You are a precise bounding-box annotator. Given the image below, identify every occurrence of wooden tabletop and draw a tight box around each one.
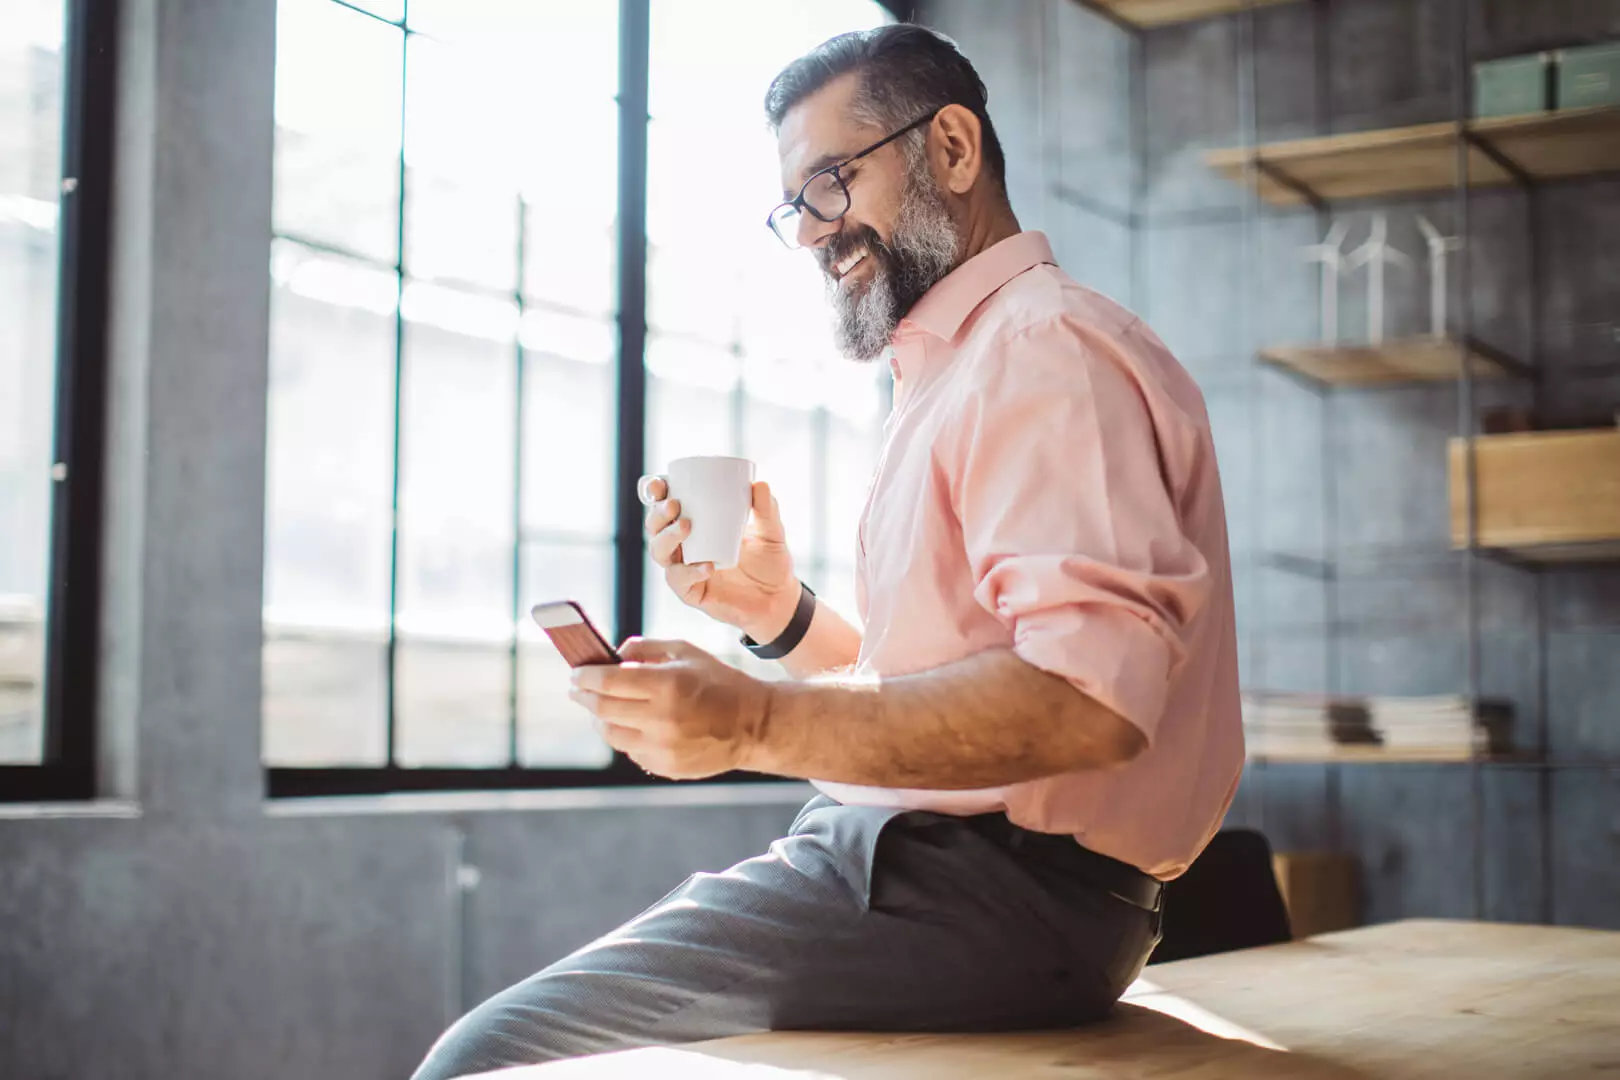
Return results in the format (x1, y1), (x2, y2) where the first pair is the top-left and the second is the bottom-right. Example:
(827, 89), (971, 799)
(476, 919), (1620, 1079)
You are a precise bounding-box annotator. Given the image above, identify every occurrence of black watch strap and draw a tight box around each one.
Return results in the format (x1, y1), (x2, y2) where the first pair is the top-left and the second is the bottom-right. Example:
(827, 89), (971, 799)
(741, 582), (816, 660)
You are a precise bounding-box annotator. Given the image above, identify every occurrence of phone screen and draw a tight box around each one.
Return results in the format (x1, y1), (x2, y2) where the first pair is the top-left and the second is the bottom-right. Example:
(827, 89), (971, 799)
(531, 601), (621, 667)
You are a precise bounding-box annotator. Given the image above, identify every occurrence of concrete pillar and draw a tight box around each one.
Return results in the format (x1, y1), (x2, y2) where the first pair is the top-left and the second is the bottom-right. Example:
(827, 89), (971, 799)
(101, 0), (277, 817)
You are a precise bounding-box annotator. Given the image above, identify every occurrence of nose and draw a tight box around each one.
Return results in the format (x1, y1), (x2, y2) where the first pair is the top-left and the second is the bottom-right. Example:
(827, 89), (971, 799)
(796, 209), (839, 252)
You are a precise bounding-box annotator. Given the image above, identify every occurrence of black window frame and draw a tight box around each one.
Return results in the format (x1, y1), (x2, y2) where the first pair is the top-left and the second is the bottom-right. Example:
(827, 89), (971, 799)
(0, 0), (117, 803)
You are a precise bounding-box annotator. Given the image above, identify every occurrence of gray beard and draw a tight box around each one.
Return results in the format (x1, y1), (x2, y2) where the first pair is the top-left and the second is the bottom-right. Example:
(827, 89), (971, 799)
(827, 166), (961, 362)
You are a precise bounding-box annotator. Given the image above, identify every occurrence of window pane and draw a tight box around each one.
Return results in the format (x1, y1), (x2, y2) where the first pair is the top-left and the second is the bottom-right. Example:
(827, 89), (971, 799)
(649, 0), (888, 121)
(521, 310), (616, 539)
(523, 99), (618, 317)
(395, 638), (509, 767)
(646, 236), (738, 345)
(740, 397), (817, 564)
(646, 334), (739, 471)
(524, 203), (615, 317)
(409, 0), (619, 101)
(403, 33), (519, 292)
(393, 290), (517, 767)
(517, 542), (613, 768)
(343, 0), (404, 22)
(273, 0), (402, 261)
(263, 632), (387, 766)
(0, 1), (66, 764)
(406, 0), (618, 307)
(262, 240), (397, 764)
(406, 167), (518, 293)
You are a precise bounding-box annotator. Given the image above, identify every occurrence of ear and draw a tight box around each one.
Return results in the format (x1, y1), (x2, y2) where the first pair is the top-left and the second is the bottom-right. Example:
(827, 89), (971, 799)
(929, 103), (985, 196)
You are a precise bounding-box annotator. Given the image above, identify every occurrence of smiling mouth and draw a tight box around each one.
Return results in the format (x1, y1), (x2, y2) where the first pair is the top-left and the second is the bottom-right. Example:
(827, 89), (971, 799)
(831, 246), (870, 285)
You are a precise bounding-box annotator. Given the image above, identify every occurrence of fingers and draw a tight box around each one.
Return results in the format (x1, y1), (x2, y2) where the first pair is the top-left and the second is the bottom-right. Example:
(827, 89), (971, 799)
(570, 662), (659, 699)
(618, 637), (705, 664)
(648, 515), (691, 568)
(664, 561), (713, 596)
(570, 686), (646, 723)
(644, 495), (679, 536)
(747, 480), (787, 543)
(643, 495), (679, 538)
(638, 476), (668, 505)
(595, 718), (643, 754)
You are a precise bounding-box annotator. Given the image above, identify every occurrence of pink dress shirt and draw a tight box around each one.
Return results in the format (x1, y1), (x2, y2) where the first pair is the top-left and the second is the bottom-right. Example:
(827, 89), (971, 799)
(813, 231), (1244, 880)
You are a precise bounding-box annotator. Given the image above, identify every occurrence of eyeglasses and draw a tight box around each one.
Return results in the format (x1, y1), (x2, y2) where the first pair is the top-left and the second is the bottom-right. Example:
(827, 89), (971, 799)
(766, 111), (938, 249)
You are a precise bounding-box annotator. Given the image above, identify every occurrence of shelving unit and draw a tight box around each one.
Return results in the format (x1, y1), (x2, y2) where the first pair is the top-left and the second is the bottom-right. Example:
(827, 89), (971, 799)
(1260, 336), (1516, 388)
(1089, 0), (1620, 925)
(1086, 0), (1298, 30)
(1206, 106), (1620, 206)
(1146, 0), (1620, 927)
(1249, 746), (1530, 764)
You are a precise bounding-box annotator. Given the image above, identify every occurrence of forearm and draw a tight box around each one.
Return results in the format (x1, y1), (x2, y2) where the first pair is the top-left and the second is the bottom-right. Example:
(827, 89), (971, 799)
(745, 648), (1145, 789)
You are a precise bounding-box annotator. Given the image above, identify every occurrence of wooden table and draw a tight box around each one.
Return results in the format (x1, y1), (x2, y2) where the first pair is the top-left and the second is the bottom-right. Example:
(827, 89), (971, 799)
(477, 920), (1620, 1079)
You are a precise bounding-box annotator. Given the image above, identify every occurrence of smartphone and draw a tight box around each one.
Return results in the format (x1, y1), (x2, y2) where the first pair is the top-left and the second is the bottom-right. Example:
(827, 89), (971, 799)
(531, 600), (621, 667)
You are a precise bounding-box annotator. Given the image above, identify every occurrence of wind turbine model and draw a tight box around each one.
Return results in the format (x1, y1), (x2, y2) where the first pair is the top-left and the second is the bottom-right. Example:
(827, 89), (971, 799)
(1415, 215), (1464, 339)
(1346, 213), (1413, 345)
(1302, 219), (1350, 343)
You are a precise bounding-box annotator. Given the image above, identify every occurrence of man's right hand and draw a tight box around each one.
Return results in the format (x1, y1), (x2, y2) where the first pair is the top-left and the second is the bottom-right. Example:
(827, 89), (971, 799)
(643, 477), (802, 645)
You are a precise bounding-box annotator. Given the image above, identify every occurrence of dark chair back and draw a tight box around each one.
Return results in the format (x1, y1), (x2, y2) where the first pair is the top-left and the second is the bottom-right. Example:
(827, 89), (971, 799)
(1149, 828), (1292, 965)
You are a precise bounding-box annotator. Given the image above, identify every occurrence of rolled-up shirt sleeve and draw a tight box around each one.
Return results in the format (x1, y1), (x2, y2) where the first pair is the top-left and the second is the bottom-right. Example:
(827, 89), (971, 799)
(947, 316), (1212, 743)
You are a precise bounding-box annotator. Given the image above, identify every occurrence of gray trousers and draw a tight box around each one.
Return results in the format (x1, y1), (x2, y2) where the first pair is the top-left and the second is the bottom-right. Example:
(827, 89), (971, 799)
(412, 797), (1161, 1079)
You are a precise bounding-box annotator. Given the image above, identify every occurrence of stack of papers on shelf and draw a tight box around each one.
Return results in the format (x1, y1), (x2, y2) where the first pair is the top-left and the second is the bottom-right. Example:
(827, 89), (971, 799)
(1242, 691), (1514, 761)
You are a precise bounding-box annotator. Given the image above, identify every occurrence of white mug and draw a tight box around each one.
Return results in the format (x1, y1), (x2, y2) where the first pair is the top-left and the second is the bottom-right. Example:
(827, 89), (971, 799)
(637, 456), (756, 569)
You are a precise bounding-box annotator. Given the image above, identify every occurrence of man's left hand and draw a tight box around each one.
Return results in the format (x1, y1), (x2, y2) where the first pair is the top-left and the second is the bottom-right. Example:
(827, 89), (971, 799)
(569, 639), (773, 780)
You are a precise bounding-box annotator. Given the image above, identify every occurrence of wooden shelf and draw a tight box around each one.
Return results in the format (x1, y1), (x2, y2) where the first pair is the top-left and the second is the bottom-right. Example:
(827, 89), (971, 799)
(1207, 106), (1620, 205)
(1087, 0), (1298, 29)
(1450, 428), (1620, 562)
(1260, 336), (1514, 387)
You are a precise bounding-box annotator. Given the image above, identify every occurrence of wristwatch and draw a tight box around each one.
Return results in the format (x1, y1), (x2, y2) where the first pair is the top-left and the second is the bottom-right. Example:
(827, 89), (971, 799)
(741, 582), (817, 660)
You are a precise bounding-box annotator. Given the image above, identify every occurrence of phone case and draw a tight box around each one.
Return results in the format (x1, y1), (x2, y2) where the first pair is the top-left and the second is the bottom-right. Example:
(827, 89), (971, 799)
(533, 603), (620, 667)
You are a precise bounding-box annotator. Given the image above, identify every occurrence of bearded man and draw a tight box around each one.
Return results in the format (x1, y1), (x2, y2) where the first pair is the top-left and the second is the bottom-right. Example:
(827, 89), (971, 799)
(413, 24), (1242, 1079)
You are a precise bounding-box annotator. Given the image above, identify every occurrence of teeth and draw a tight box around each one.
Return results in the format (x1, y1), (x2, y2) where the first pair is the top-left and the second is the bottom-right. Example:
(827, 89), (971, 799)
(835, 248), (868, 277)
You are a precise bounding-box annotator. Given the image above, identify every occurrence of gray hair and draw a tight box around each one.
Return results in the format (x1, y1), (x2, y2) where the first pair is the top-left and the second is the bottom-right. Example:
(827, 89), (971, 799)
(763, 23), (1007, 188)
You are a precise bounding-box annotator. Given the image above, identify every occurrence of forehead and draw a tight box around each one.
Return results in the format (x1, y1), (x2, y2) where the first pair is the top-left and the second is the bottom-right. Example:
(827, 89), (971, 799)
(775, 72), (885, 195)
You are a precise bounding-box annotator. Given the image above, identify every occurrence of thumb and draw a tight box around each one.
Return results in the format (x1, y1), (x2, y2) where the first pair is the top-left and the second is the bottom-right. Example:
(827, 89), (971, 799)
(748, 480), (787, 543)
(618, 637), (706, 664)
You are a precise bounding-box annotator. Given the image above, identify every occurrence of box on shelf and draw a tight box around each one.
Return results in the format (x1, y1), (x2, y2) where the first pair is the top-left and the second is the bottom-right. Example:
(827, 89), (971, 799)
(1557, 42), (1620, 110)
(1273, 852), (1360, 940)
(1473, 52), (1553, 117)
(1449, 428), (1620, 556)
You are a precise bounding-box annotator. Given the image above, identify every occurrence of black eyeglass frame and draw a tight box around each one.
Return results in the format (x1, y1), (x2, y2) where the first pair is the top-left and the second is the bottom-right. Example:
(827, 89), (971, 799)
(766, 109), (939, 248)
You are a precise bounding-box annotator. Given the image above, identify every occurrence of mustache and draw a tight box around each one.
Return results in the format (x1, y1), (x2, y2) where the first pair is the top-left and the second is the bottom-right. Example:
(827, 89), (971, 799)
(817, 224), (887, 277)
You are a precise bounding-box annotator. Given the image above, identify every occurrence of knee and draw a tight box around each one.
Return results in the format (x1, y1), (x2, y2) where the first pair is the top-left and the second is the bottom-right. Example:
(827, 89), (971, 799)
(410, 998), (577, 1080)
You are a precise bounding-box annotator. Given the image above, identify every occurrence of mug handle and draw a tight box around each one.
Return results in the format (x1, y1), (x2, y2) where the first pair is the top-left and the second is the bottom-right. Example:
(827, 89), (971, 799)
(636, 474), (669, 507)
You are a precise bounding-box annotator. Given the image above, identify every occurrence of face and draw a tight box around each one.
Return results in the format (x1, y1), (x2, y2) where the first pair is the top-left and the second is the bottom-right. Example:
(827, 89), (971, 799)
(776, 74), (961, 362)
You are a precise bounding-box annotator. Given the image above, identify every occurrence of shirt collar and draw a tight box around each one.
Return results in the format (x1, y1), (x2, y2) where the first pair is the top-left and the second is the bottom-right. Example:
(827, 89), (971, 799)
(897, 230), (1056, 345)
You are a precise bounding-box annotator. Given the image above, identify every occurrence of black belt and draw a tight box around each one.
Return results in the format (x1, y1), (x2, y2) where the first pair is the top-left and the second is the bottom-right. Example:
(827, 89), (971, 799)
(962, 813), (1164, 914)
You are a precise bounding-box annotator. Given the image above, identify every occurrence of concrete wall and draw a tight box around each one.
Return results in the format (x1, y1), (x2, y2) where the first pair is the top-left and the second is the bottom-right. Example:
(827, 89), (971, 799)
(922, 0), (1619, 930)
(0, 4), (805, 1078)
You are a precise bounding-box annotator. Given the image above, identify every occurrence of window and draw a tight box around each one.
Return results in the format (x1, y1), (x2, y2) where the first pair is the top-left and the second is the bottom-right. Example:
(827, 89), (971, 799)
(0, 0), (112, 800)
(266, 0), (892, 794)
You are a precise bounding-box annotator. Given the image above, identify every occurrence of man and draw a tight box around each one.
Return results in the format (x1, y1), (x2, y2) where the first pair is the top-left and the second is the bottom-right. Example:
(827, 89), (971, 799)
(413, 23), (1241, 1079)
